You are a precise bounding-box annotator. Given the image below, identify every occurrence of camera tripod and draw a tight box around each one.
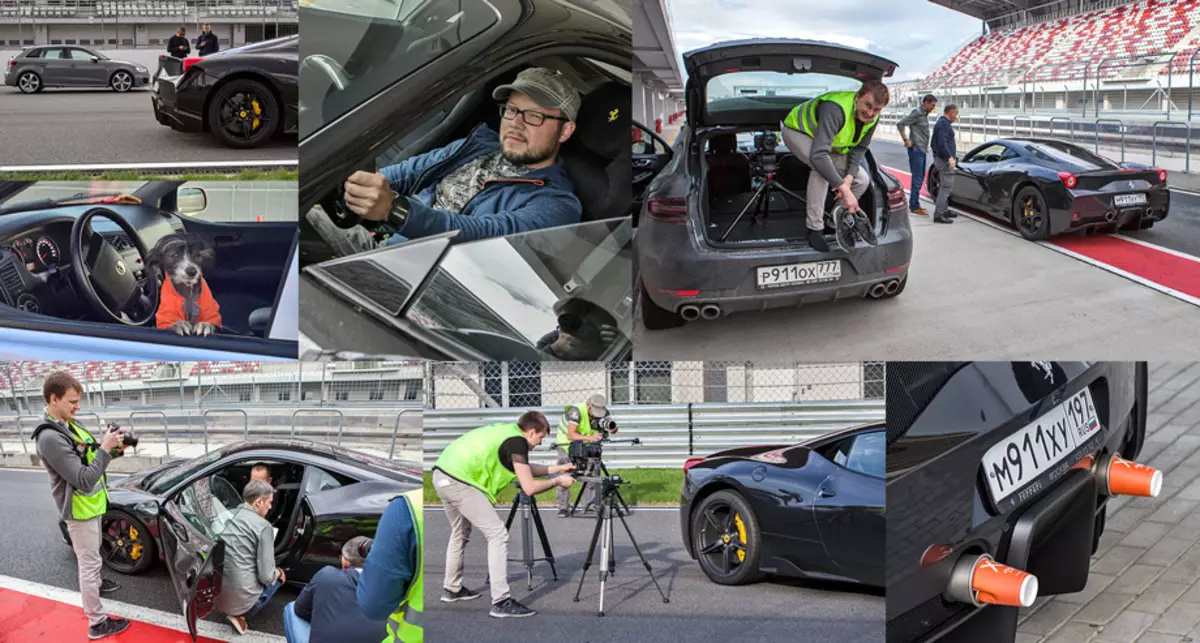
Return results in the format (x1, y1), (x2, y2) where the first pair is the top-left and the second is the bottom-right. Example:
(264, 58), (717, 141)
(568, 458), (632, 518)
(572, 476), (669, 616)
(500, 481), (558, 591)
(718, 166), (808, 242)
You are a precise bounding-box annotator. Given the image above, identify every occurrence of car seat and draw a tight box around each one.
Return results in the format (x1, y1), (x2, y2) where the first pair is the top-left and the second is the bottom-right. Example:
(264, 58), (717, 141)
(776, 154), (809, 192)
(706, 134), (751, 199)
(562, 81), (632, 221)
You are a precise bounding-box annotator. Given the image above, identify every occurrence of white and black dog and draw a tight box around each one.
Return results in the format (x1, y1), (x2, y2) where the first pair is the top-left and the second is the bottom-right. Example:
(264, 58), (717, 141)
(147, 233), (223, 336)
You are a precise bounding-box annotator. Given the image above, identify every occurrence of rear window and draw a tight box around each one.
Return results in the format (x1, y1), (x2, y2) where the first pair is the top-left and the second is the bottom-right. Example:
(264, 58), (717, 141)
(706, 71), (862, 123)
(24, 49), (44, 59)
(299, 0), (500, 138)
(1023, 142), (1117, 170)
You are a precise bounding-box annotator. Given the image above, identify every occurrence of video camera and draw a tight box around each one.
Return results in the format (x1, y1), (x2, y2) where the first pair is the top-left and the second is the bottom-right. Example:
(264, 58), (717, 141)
(106, 422), (138, 448)
(567, 431), (641, 472)
(752, 131), (779, 175)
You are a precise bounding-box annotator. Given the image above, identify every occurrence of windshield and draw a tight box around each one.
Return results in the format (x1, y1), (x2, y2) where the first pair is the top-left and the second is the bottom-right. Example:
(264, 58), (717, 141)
(0, 181), (150, 206)
(1023, 142), (1117, 171)
(706, 71), (862, 122)
(147, 451), (222, 494)
(299, 0), (500, 138)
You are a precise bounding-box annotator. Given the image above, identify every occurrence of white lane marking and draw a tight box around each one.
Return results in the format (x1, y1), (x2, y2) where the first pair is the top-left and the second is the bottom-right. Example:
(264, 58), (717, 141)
(424, 506), (681, 512)
(0, 574), (286, 642)
(1112, 233), (1200, 264)
(0, 160), (297, 172)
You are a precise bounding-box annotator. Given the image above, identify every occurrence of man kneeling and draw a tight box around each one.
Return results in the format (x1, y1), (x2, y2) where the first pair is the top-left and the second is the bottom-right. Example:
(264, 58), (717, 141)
(217, 479), (286, 634)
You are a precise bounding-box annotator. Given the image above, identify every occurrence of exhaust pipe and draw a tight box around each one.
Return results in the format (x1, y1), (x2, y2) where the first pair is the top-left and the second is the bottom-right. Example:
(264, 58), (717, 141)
(679, 305), (701, 321)
(1095, 453), (1162, 498)
(885, 279), (901, 295)
(868, 283), (888, 298)
(945, 553), (1038, 608)
(700, 304), (721, 320)
(1145, 207), (1155, 217)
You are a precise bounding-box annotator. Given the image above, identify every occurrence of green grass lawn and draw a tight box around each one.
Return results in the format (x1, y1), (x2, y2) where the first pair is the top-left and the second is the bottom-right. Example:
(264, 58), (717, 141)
(423, 468), (683, 507)
(0, 168), (298, 181)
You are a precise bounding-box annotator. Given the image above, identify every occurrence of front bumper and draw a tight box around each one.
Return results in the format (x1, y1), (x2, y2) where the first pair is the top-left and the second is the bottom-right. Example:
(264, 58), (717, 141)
(641, 206), (913, 315)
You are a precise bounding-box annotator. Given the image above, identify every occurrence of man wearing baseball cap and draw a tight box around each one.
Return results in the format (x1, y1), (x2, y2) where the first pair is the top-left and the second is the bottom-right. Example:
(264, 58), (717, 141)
(555, 393), (617, 517)
(308, 67), (585, 255)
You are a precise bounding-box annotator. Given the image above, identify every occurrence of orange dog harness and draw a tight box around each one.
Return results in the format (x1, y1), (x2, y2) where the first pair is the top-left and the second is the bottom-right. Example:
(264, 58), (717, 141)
(156, 278), (222, 330)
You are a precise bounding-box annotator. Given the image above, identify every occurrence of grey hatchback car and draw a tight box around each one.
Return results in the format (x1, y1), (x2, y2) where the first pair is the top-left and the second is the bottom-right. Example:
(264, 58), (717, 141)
(635, 39), (914, 330)
(5, 45), (150, 94)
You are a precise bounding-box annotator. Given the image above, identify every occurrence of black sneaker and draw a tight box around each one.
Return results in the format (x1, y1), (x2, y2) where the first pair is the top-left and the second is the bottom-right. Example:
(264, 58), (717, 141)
(490, 597), (536, 618)
(88, 617), (131, 640)
(833, 207), (856, 253)
(933, 216), (954, 224)
(851, 211), (879, 246)
(441, 586), (482, 603)
(557, 508), (569, 518)
(99, 579), (120, 595)
(807, 229), (830, 252)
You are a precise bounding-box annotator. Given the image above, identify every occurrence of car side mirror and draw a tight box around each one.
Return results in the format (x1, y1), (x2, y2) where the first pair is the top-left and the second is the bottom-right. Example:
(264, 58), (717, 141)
(91, 56), (100, 63)
(177, 186), (208, 215)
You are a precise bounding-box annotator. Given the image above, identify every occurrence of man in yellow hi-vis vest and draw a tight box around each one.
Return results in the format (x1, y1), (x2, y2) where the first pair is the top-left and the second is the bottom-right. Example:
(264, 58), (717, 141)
(555, 394), (615, 517)
(780, 79), (890, 253)
(32, 371), (131, 640)
(356, 490), (424, 642)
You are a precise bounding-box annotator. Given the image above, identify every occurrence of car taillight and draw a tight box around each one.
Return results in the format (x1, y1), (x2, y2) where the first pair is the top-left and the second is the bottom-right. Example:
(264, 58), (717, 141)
(1057, 172), (1077, 189)
(645, 195), (687, 223)
(683, 457), (705, 472)
(887, 185), (905, 211)
(1156, 168), (1168, 184)
(182, 57), (203, 73)
(6, 60), (15, 68)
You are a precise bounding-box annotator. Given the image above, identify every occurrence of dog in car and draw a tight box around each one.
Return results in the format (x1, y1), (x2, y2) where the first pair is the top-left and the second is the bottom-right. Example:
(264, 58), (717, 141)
(147, 233), (222, 336)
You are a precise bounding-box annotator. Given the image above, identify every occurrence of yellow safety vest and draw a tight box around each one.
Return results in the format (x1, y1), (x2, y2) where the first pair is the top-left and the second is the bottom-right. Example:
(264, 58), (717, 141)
(65, 419), (109, 521)
(783, 90), (878, 155)
(556, 402), (595, 452)
(383, 489), (423, 643)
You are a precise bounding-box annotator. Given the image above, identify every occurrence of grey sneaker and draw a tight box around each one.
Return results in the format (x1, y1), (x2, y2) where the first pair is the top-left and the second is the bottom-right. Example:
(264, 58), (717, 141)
(557, 508), (570, 518)
(442, 586), (482, 603)
(851, 210), (879, 246)
(833, 207), (856, 252)
(490, 597), (537, 618)
(304, 206), (381, 257)
(88, 617), (130, 640)
(99, 579), (120, 594)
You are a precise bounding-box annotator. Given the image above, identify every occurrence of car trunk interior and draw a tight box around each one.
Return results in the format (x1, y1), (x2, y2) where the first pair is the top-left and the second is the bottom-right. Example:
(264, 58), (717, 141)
(700, 128), (878, 248)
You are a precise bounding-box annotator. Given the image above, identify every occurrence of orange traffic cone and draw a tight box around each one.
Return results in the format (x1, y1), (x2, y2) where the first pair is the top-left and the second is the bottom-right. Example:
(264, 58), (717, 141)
(1101, 454), (1162, 498)
(970, 555), (1038, 607)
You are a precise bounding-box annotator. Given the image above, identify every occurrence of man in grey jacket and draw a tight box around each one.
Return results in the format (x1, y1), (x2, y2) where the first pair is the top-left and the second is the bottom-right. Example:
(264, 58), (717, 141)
(896, 94), (938, 215)
(216, 478), (286, 634)
(33, 371), (131, 640)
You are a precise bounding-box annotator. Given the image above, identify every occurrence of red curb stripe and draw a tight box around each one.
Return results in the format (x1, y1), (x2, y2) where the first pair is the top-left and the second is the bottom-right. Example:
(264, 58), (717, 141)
(0, 587), (223, 643)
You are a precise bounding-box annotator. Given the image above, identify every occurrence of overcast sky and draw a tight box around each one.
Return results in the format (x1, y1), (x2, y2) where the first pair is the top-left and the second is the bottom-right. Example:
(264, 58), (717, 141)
(666, 0), (986, 82)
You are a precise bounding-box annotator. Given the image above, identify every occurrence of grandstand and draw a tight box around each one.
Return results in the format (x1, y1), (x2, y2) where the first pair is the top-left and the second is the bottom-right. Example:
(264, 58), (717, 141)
(0, 0), (298, 50)
(902, 0), (1200, 117)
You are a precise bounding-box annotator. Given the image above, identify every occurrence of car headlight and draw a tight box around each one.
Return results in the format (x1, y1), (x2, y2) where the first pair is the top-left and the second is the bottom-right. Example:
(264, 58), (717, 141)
(136, 66), (147, 72)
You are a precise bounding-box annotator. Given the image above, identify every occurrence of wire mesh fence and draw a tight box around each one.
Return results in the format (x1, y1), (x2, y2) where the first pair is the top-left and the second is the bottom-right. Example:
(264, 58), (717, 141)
(427, 361), (885, 409)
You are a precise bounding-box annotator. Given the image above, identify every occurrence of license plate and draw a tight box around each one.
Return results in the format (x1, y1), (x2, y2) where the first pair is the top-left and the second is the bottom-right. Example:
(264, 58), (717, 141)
(981, 388), (1100, 503)
(755, 260), (840, 289)
(1114, 193), (1147, 207)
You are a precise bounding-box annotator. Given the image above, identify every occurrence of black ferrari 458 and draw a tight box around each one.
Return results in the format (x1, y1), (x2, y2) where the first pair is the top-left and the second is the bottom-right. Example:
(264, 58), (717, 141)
(680, 424), (885, 587)
(886, 362), (1153, 643)
(926, 138), (1169, 240)
(60, 440), (420, 640)
(152, 35), (298, 149)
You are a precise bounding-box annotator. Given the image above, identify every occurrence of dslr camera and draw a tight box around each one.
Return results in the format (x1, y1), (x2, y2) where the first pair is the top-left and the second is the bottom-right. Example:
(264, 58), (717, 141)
(752, 131), (779, 175)
(568, 437), (603, 466)
(106, 422), (138, 448)
(592, 415), (617, 433)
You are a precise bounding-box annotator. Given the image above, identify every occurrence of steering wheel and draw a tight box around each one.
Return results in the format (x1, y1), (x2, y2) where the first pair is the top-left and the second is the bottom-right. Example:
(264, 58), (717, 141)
(320, 159), (384, 229)
(70, 207), (159, 326)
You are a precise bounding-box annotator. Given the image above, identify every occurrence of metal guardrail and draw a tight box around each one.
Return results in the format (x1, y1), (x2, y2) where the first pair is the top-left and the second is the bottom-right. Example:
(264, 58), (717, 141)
(290, 408), (344, 444)
(422, 401), (885, 468)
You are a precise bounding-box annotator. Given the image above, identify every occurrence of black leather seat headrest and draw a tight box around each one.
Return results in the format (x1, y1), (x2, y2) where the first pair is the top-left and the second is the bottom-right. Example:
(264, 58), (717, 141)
(571, 81), (629, 161)
(709, 134), (738, 155)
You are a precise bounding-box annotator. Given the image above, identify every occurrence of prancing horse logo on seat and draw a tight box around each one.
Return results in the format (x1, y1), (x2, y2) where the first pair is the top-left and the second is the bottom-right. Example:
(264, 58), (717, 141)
(1032, 361), (1054, 382)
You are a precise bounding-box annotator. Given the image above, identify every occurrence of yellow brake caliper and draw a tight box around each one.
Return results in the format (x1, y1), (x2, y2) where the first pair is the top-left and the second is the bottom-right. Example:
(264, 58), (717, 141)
(129, 525), (143, 561)
(251, 97), (262, 131)
(734, 513), (747, 562)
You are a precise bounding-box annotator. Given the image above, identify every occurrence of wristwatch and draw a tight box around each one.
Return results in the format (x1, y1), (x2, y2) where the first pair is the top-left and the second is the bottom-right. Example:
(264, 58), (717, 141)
(387, 191), (409, 228)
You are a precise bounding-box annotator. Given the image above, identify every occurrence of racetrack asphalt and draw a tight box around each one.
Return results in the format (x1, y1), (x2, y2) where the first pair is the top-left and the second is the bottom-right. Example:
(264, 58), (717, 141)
(0, 468), (295, 637)
(0, 88), (297, 167)
(424, 506), (885, 643)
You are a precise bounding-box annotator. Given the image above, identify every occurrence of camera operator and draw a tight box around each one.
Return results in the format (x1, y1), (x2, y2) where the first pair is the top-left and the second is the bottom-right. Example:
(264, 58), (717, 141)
(32, 371), (131, 640)
(432, 411), (575, 618)
(555, 394), (616, 518)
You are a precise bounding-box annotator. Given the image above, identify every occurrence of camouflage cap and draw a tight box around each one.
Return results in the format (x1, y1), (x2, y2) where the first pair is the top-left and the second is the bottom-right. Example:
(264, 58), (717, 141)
(493, 67), (581, 122)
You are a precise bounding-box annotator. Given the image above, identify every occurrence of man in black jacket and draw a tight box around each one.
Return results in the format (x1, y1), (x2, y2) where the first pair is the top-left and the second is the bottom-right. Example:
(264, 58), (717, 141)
(167, 27), (190, 59)
(290, 536), (386, 643)
(930, 104), (960, 224)
(197, 23), (219, 56)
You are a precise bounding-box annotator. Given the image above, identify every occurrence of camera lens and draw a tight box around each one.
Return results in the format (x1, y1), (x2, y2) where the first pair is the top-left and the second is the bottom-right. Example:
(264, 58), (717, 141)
(123, 431), (138, 447)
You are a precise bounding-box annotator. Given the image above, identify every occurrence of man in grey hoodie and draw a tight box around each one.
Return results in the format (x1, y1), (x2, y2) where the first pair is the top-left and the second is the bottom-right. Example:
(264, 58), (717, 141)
(33, 371), (131, 640)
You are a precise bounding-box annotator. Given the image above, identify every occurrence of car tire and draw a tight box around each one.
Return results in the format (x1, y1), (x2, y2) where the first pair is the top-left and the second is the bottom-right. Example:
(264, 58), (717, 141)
(926, 164), (940, 196)
(1011, 185), (1051, 241)
(639, 277), (685, 330)
(207, 78), (279, 149)
(16, 71), (41, 94)
(690, 490), (765, 586)
(99, 511), (156, 575)
(110, 70), (134, 93)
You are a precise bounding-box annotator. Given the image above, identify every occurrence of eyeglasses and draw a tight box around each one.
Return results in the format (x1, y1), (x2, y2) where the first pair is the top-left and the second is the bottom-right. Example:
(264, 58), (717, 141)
(499, 104), (568, 127)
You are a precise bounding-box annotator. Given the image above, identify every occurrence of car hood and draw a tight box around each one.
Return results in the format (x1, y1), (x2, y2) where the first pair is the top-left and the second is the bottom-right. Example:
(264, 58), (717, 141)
(113, 459), (184, 490)
(108, 58), (142, 67)
(684, 39), (897, 128)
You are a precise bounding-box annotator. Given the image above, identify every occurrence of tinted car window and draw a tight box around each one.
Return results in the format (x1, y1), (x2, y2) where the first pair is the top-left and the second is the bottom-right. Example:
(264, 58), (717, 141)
(174, 475), (244, 541)
(41, 49), (65, 60)
(148, 451), (222, 494)
(966, 143), (1008, 163)
(845, 431), (885, 478)
(66, 48), (94, 61)
(1023, 141), (1117, 170)
(303, 466), (352, 494)
(299, 0), (500, 138)
(25, 49), (44, 59)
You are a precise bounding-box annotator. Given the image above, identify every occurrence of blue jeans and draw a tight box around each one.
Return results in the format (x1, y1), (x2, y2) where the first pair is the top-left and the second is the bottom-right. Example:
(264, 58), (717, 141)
(243, 578), (283, 618)
(283, 602), (311, 643)
(906, 146), (927, 210)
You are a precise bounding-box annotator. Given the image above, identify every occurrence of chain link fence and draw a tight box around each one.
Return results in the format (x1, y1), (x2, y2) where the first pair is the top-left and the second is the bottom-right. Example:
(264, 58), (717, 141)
(427, 361), (884, 409)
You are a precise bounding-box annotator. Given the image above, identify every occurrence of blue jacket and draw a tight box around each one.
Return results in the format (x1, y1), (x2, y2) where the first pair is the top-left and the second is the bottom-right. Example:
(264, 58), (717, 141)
(356, 495), (418, 621)
(381, 123), (582, 243)
(931, 116), (957, 161)
(294, 567), (386, 643)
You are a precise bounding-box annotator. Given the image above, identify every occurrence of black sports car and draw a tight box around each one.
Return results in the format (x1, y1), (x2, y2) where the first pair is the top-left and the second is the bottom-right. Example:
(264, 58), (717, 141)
(60, 440), (420, 640)
(886, 362), (1153, 643)
(680, 424), (885, 587)
(152, 35), (299, 149)
(925, 138), (1169, 240)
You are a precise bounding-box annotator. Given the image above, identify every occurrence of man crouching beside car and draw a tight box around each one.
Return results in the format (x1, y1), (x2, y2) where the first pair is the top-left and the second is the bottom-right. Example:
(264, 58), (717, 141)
(307, 67), (584, 255)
